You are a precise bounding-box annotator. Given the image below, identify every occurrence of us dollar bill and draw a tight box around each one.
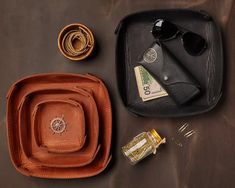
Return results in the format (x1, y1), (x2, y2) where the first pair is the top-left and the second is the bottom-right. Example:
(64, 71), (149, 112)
(134, 66), (168, 101)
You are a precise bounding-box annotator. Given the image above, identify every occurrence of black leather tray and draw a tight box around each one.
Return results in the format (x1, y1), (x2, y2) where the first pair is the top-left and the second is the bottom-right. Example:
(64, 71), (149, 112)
(115, 9), (223, 117)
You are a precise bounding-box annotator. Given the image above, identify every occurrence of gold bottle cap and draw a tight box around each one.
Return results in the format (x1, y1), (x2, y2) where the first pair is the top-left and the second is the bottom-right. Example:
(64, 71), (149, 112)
(150, 129), (162, 143)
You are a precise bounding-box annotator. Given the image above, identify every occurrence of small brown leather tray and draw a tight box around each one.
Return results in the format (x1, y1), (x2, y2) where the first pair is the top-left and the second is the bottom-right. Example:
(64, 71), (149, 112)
(33, 99), (86, 153)
(7, 73), (112, 178)
(18, 87), (100, 168)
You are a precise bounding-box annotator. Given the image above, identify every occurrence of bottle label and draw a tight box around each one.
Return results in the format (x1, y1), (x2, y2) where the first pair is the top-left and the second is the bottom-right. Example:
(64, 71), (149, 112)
(124, 138), (147, 156)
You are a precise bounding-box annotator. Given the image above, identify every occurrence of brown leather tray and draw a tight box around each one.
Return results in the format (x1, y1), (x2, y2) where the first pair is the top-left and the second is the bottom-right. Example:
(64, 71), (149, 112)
(6, 73), (112, 178)
(18, 87), (100, 168)
(33, 99), (86, 153)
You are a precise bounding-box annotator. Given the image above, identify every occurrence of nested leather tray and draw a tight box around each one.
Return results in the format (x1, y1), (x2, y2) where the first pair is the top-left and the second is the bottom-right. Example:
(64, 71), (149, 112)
(32, 99), (86, 153)
(6, 73), (112, 178)
(115, 10), (223, 117)
(18, 88), (100, 168)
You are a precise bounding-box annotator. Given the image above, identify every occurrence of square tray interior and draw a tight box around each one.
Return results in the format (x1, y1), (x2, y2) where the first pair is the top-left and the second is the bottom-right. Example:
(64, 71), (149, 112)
(33, 99), (86, 153)
(19, 88), (99, 168)
(115, 10), (223, 117)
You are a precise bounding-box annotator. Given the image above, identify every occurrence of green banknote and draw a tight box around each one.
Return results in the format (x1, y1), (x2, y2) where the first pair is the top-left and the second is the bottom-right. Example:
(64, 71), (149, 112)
(134, 66), (168, 101)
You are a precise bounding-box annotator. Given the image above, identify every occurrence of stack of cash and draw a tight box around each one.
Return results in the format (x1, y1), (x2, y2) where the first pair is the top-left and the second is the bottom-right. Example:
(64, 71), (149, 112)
(134, 66), (168, 102)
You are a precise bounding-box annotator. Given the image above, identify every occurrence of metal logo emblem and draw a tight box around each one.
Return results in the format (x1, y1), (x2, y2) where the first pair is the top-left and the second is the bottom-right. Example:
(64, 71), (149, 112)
(143, 48), (157, 63)
(50, 117), (67, 134)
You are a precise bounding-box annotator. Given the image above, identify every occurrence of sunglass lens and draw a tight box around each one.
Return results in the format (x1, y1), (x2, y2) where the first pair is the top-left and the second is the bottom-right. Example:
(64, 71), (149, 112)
(152, 19), (178, 40)
(182, 32), (207, 56)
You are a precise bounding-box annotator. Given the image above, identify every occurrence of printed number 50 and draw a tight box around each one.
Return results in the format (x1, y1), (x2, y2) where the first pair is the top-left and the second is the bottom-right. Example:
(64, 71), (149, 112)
(143, 85), (150, 95)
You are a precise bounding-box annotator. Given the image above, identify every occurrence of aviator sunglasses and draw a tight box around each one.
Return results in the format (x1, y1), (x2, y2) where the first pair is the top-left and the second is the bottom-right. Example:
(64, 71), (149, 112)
(152, 19), (207, 56)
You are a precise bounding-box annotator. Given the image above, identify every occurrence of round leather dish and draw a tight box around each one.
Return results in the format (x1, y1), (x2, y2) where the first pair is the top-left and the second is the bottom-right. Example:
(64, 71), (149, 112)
(7, 73), (112, 178)
(58, 23), (95, 61)
(18, 87), (100, 168)
(32, 99), (86, 153)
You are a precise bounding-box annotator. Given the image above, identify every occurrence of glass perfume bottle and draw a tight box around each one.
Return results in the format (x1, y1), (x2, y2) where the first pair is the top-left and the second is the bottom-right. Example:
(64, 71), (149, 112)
(122, 129), (166, 165)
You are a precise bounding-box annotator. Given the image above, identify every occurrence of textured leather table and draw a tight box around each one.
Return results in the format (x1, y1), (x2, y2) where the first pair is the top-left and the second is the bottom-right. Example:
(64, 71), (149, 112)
(0, 0), (235, 187)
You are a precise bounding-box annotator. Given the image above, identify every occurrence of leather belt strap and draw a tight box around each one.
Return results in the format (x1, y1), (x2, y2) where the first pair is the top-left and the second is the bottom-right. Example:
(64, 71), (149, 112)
(61, 27), (94, 57)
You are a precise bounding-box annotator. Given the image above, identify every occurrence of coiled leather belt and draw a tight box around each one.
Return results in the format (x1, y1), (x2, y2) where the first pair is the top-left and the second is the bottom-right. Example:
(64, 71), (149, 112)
(58, 23), (94, 61)
(62, 28), (93, 57)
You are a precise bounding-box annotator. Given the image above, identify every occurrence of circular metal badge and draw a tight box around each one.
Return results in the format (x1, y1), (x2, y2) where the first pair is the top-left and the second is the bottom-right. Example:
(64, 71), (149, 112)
(143, 48), (157, 63)
(50, 117), (67, 134)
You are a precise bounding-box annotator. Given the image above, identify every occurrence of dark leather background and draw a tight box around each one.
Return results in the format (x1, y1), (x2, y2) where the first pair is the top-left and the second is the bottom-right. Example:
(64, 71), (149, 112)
(0, 0), (235, 187)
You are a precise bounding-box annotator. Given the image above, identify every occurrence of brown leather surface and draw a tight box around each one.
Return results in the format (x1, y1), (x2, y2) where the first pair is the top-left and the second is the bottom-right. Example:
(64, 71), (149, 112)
(18, 89), (100, 168)
(6, 73), (112, 178)
(33, 99), (86, 153)
(0, 0), (235, 187)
